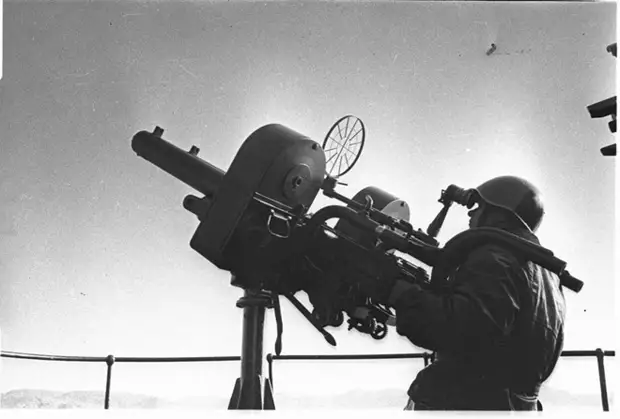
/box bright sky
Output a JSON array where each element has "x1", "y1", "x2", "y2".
[{"x1": 0, "y1": 0, "x2": 617, "y2": 408}]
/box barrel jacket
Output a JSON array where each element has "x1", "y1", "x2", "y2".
[{"x1": 393, "y1": 225, "x2": 566, "y2": 410}]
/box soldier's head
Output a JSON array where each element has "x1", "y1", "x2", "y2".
[{"x1": 467, "y1": 176, "x2": 545, "y2": 233}]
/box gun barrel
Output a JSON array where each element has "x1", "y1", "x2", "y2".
[{"x1": 131, "y1": 130, "x2": 225, "y2": 196}]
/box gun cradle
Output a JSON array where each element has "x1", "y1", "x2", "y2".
[
  {"x1": 190, "y1": 125, "x2": 326, "y2": 277},
  {"x1": 132, "y1": 124, "x2": 327, "y2": 288}
]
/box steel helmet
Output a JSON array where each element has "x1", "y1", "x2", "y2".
[{"x1": 475, "y1": 176, "x2": 545, "y2": 232}]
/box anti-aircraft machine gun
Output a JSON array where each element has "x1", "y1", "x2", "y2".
[{"x1": 131, "y1": 116, "x2": 584, "y2": 409}]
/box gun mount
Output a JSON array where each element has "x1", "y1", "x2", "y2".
[{"x1": 131, "y1": 118, "x2": 583, "y2": 409}]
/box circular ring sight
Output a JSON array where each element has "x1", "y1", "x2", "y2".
[{"x1": 322, "y1": 115, "x2": 366, "y2": 178}]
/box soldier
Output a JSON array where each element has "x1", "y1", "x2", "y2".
[{"x1": 362, "y1": 176, "x2": 566, "y2": 410}]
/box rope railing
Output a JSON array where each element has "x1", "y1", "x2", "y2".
[{"x1": 1, "y1": 349, "x2": 615, "y2": 411}]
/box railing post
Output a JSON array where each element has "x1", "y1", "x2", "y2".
[
  {"x1": 104, "y1": 354, "x2": 115, "y2": 410},
  {"x1": 595, "y1": 348, "x2": 609, "y2": 412},
  {"x1": 266, "y1": 353, "x2": 274, "y2": 389},
  {"x1": 423, "y1": 353, "x2": 430, "y2": 367}
]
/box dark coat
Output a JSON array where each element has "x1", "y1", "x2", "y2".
[{"x1": 393, "y1": 224, "x2": 566, "y2": 410}]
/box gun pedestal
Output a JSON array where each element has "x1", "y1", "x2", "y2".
[{"x1": 228, "y1": 286, "x2": 276, "y2": 410}]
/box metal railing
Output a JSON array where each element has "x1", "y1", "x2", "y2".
[{"x1": 1, "y1": 349, "x2": 615, "y2": 411}]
